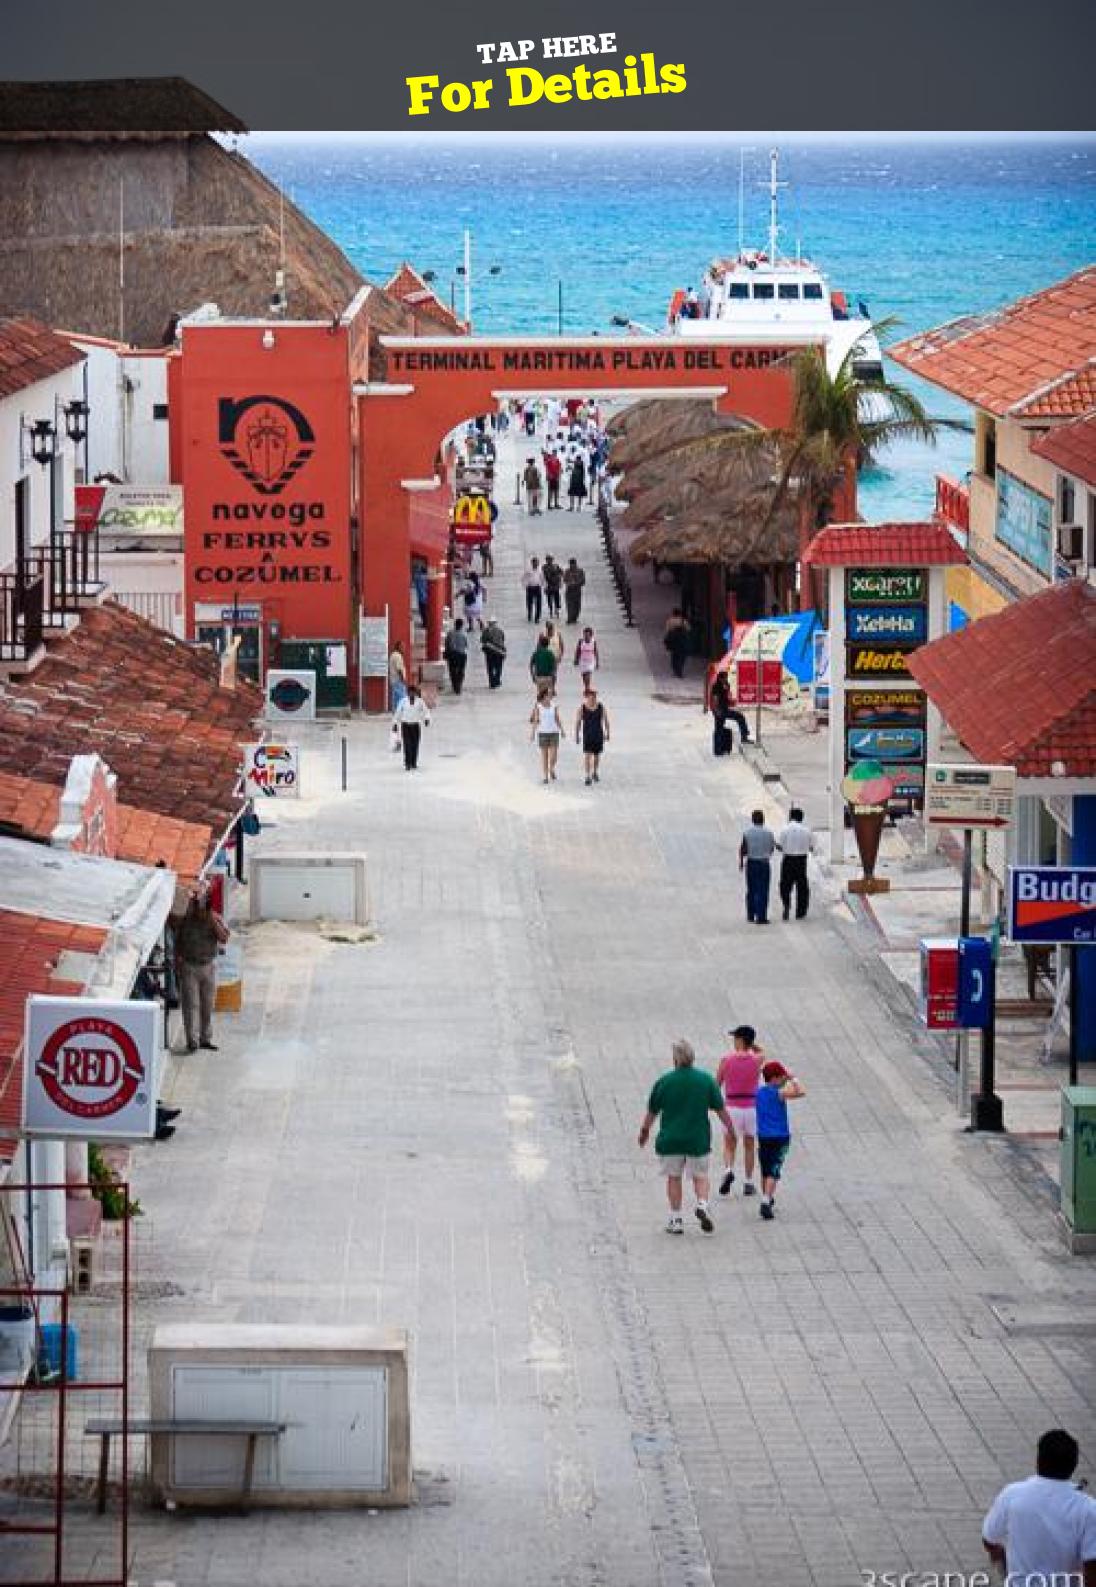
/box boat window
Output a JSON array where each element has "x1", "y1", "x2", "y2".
[
  {"x1": 778, "y1": 284, "x2": 800, "y2": 300},
  {"x1": 803, "y1": 283, "x2": 824, "y2": 300},
  {"x1": 752, "y1": 283, "x2": 775, "y2": 300},
  {"x1": 728, "y1": 283, "x2": 749, "y2": 300}
]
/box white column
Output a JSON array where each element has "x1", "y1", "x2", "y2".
[
  {"x1": 828, "y1": 565, "x2": 847, "y2": 863},
  {"x1": 925, "y1": 567, "x2": 947, "y2": 852}
]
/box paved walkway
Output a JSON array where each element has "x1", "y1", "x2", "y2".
[{"x1": 20, "y1": 422, "x2": 1096, "y2": 1587}]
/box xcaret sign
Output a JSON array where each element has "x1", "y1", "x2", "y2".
[{"x1": 23, "y1": 997, "x2": 159, "y2": 1140}]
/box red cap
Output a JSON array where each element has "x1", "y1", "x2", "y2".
[{"x1": 761, "y1": 1060, "x2": 790, "y2": 1083}]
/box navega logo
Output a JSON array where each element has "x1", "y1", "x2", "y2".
[{"x1": 219, "y1": 395, "x2": 315, "y2": 496}]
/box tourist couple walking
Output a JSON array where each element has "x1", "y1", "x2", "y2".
[{"x1": 638, "y1": 1026, "x2": 805, "y2": 1233}]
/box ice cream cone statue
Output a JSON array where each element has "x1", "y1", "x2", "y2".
[{"x1": 840, "y1": 759, "x2": 895, "y2": 895}]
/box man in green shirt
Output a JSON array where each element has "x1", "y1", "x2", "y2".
[{"x1": 638, "y1": 1040, "x2": 733, "y2": 1235}]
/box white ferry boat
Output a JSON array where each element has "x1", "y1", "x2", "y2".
[{"x1": 668, "y1": 150, "x2": 884, "y2": 381}]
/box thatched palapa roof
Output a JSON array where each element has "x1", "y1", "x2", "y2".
[
  {"x1": 608, "y1": 400, "x2": 798, "y2": 568},
  {"x1": 0, "y1": 77, "x2": 247, "y2": 135}
]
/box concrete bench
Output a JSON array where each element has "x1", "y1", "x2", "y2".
[{"x1": 85, "y1": 1418, "x2": 285, "y2": 1513}]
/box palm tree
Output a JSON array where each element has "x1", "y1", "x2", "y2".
[{"x1": 621, "y1": 323, "x2": 959, "y2": 610}]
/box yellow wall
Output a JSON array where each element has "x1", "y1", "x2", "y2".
[{"x1": 966, "y1": 410, "x2": 1054, "y2": 600}]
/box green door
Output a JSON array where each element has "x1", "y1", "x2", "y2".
[{"x1": 277, "y1": 640, "x2": 349, "y2": 710}]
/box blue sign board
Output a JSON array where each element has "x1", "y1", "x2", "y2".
[
  {"x1": 1008, "y1": 866, "x2": 1096, "y2": 945},
  {"x1": 847, "y1": 727, "x2": 925, "y2": 762},
  {"x1": 846, "y1": 605, "x2": 928, "y2": 645},
  {"x1": 995, "y1": 467, "x2": 1052, "y2": 578},
  {"x1": 958, "y1": 936, "x2": 993, "y2": 1028}
]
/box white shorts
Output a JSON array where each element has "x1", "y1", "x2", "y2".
[
  {"x1": 658, "y1": 1153, "x2": 711, "y2": 1178},
  {"x1": 725, "y1": 1106, "x2": 757, "y2": 1139}
]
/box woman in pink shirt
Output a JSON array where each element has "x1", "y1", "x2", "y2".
[{"x1": 715, "y1": 1023, "x2": 763, "y2": 1197}]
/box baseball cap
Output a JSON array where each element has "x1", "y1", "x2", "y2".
[
  {"x1": 761, "y1": 1060, "x2": 790, "y2": 1083},
  {"x1": 728, "y1": 1024, "x2": 757, "y2": 1045}
]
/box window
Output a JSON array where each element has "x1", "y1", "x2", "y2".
[
  {"x1": 728, "y1": 283, "x2": 749, "y2": 300},
  {"x1": 752, "y1": 282, "x2": 774, "y2": 300},
  {"x1": 153, "y1": 402, "x2": 169, "y2": 421},
  {"x1": 778, "y1": 283, "x2": 800, "y2": 300},
  {"x1": 981, "y1": 421, "x2": 997, "y2": 480},
  {"x1": 1059, "y1": 476, "x2": 1075, "y2": 523},
  {"x1": 803, "y1": 283, "x2": 824, "y2": 300}
]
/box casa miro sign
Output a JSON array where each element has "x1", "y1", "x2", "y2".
[{"x1": 23, "y1": 998, "x2": 159, "y2": 1140}]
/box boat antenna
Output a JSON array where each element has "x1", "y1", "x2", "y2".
[
  {"x1": 737, "y1": 145, "x2": 755, "y2": 256},
  {"x1": 767, "y1": 148, "x2": 787, "y2": 263}
]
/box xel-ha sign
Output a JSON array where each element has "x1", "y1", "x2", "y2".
[
  {"x1": 1008, "y1": 866, "x2": 1096, "y2": 945},
  {"x1": 244, "y1": 741, "x2": 300, "y2": 797},
  {"x1": 23, "y1": 997, "x2": 159, "y2": 1140},
  {"x1": 846, "y1": 605, "x2": 928, "y2": 645}
]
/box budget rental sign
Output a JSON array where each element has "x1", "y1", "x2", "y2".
[
  {"x1": 23, "y1": 997, "x2": 159, "y2": 1140},
  {"x1": 1008, "y1": 867, "x2": 1096, "y2": 945}
]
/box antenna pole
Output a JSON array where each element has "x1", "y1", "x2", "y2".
[
  {"x1": 768, "y1": 148, "x2": 778, "y2": 263},
  {"x1": 738, "y1": 149, "x2": 745, "y2": 255},
  {"x1": 463, "y1": 228, "x2": 472, "y2": 331},
  {"x1": 118, "y1": 178, "x2": 125, "y2": 344}
]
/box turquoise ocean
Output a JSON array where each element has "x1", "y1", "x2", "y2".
[{"x1": 248, "y1": 136, "x2": 1096, "y2": 520}]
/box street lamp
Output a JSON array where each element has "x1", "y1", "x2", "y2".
[
  {"x1": 29, "y1": 418, "x2": 57, "y2": 468},
  {"x1": 63, "y1": 399, "x2": 89, "y2": 447}
]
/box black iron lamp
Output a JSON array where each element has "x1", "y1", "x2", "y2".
[
  {"x1": 63, "y1": 399, "x2": 90, "y2": 447},
  {"x1": 29, "y1": 418, "x2": 57, "y2": 467}
]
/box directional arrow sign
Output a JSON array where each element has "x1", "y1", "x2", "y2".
[{"x1": 925, "y1": 763, "x2": 1016, "y2": 828}]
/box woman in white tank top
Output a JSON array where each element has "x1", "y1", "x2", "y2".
[{"x1": 529, "y1": 686, "x2": 563, "y2": 784}]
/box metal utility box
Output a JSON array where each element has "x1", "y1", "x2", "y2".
[
  {"x1": 148, "y1": 1324, "x2": 411, "y2": 1508},
  {"x1": 919, "y1": 938, "x2": 959, "y2": 1030},
  {"x1": 249, "y1": 853, "x2": 370, "y2": 925},
  {"x1": 1060, "y1": 1087, "x2": 1096, "y2": 1253}
]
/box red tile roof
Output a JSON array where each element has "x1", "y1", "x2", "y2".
[
  {"x1": 0, "y1": 315, "x2": 85, "y2": 400},
  {"x1": 1018, "y1": 359, "x2": 1096, "y2": 419},
  {"x1": 384, "y1": 262, "x2": 467, "y2": 335},
  {"x1": 888, "y1": 268, "x2": 1096, "y2": 419},
  {"x1": 0, "y1": 909, "x2": 107, "y2": 1156},
  {"x1": 0, "y1": 769, "x2": 211, "y2": 883},
  {"x1": 1030, "y1": 411, "x2": 1096, "y2": 488},
  {"x1": 0, "y1": 601, "x2": 261, "y2": 834},
  {"x1": 802, "y1": 522, "x2": 968, "y2": 568},
  {"x1": 908, "y1": 580, "x2": 1096, "y2": 779}
]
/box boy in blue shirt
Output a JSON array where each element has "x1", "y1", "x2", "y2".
[{"x1": 755, "y1": 1059, "x2": 806, "y2": 1221}]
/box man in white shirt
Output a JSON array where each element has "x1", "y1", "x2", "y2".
[
  {"x1": 775, "y1": 807, "x2": 813, "y2": 922},
  {"x1": 983, "y1": 1428, "x2": 1096, "y2": 1586}
]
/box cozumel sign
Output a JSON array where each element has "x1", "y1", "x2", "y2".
[
  {"x1": 1007, "y1": 866, "x2": 1096, "y2": 945},
  {"x1": 23, "y1": 997, "x2": 159, "y2": 1140}
]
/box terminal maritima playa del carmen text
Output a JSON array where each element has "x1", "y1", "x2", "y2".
[{"x1": 0, "y1": 1, "x2": 1095, "y2": 1583}]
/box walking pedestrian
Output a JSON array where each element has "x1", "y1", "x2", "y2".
[
  {"x1": 461, "y1": 570, "x2": 485, "y2": 631},
  {"x1": 663, "y1": 608, "x2": 690, "y2": 679},
  {"x1": 529, "y1": 631, "x2": 558, "y2": 691},
  {"x1": 543, "y1": 448, "x2": 562, "y2": 510},
  {"x1": 739, "y1": 809, "x2": 776, "y2": 925},
  {"x1": 388, "y1": 641, "x2": 408, "y2": 712},
  {"x1": 394, "y1": 683, "x2": 430, "y2": 771},
  {"x1": 523, "y1": 457, "x2": 543, "y2": 514},
  {"x1": 412, "y1": 564, "x2": 429, "y2": 628},
  {"x1": 563, "y1": 557, "x2": 586, "y2": 624},
  {"x1": 573, "y1": 625, "x2": 600, "y2": 689},
  {"x1": 478, "y1": 537, "x2": 494, "y2": 578},
  {"x1": 524, "y1": 555, "x2": 543, "y2": 623},
  {"x1": 575, "y1": 687, "x2": 610, "y2": 785},
  {"x1": 755, "y1": 1059, "x2": 805, "y2": 1220},
  {"x1": 530, "y1": 685, "x2": 563, "y2": 784},
  {"x1": 567, "y1": 454, "x2": 587, "y2": 511},
  {"x1": 776, "y1": 807, "x2": 813, "y2": 920},
  {"x1": 637, "y1": 1039, "x2": 733, "y2": 1235},
  {"x1": 542, "y1": 554, "x2": 563, "y2": 619},
  {"x1": 481, "y1": 617, "x2": 506, "y2": 688},
  {"x1": 983, "y1": 1429, "x2": 1096, "y2": 1584},
  {"x1": 174, "y1": 885, "x2": 230, "y2": 1053},
  {"x1": 443, "y1": 617, "x2": 469, "y2": 696},
  {"x1": 716, "y1": 1025, "x2": 763, "y2": 1197},
  {"x1": 524, "y1": 402, "x2": 537, "y2": 437},
  {"x1": 544, "y1": 620, "x2": 565, "y2": 670}
]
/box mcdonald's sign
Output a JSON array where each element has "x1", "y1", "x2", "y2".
[{"x1": 451, "y1": 493, "x2": 493, "y2": 544}]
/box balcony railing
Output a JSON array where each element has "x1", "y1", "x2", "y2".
[
  {"x1": 0, "y1": 524, "x2": 105, "y2": 666},
  {"x1": 935, "y1": 474, "x2": 971, "y2": 537}
]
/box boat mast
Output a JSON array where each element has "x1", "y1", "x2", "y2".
[
  {"x1": 737, "y1": 148, "x2": 746, "y2": 256},
  {"x1": 767, "y1": 148, "x2": 783, "y2": 263}
]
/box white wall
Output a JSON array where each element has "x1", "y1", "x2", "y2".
[
  {"x1": 72, "y1": 340, "x2": 171, "y2": 486},
  {"x1": 100, "y1": 549, "x2": 185, "y2": 634},
  {"x1": 0, "y1": 367, "x2": 82, "y2": 570}
]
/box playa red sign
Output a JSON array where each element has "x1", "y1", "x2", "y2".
[{"x1": 23, "y1": 997, "x2": 159, "y2": 1140}]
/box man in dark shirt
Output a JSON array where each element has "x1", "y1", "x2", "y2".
[{"x1": 173, "y1": 886, "x2": 230, "y2": 1052}]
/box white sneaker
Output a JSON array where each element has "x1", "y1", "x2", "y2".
[{"x1": 665, "y1": 1215, "x2": 684, "y2": 1236}]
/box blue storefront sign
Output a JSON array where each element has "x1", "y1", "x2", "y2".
[
  {"x1": 958, "y1": 936, "x2": 993, "y2": 1028},
  {"x1": 846, "y1": 605, "x2": 928, "y2": 644},
  {"x1": 1008, "y1": 866, "x2": 1096, "y2": 945},
  {"x1": 847, "y1": 727, "x2": 925, "y2": 762},
  {"x1": 995, "y1": 468, "x2": 1053, "y2": 578}
]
